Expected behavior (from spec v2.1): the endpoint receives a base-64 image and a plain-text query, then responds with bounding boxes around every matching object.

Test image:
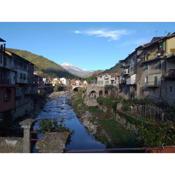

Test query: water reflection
[34,95,105,151]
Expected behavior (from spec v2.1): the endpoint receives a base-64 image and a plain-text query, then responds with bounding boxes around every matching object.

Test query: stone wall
[0,137,23,153]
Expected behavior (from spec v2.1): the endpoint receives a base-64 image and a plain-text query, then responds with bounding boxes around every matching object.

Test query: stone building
[4,50,36,119]
[97,73,119,87]
[0,37,40,121]
[119,33,175,105]
[0,38,16,113]
[138,34,175,105]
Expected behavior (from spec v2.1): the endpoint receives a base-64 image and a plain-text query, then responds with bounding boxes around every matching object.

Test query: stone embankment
[80,111,97,135]
[36,132,70,153]
[0,137,23,153]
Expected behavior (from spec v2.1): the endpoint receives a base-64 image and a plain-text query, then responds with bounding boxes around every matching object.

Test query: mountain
[103,62,122,74]
[61,63,93,78]
[8,48,76,78]
[90,70,104,77]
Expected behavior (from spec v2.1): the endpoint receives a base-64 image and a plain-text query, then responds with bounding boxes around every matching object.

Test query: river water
[34,93,105,151]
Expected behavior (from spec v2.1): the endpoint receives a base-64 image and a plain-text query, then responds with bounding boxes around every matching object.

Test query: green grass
[71,92,140,147]
[98,118,139,147]
[71,91,87,116]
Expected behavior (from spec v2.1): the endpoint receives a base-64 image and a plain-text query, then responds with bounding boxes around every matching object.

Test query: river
[34,92,105,152]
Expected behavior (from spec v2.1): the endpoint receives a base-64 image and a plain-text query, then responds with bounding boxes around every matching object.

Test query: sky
[0,22,175,71]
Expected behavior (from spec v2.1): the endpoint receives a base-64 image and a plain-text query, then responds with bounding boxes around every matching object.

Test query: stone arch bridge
[72,85,85,92]
[84,85,107,106]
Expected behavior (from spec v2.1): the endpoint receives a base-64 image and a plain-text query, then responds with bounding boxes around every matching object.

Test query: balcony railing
[164,69,175,79]
[122,69,129,75]
[144,81,160,88]
[0,78,11,85]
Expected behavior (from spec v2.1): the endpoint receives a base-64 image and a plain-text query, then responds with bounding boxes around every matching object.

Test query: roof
[5,50,34,65]
[142,32,175,49]
[0,37,6,42]
[150,37,163,43]
[121,33,175,64]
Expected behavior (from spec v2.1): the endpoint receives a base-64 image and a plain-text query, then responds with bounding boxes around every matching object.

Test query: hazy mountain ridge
[61,63,94,78]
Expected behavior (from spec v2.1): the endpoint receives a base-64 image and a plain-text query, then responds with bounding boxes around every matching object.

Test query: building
[60,77,67,85]
[33,73,53,94]
[5,50,36,119]
[138,33,175,105]
[0,38,16,113]
[97,73,119,87]
[119,46,143,99]
[51,78,61,87]
[0,37,40,121]
[119,33,175,105]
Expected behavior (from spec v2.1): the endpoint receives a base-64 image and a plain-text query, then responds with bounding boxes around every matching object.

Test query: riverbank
[71,90,140,148]
[34,90,105,151]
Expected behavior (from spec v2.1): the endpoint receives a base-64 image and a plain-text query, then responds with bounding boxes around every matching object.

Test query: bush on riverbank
[97,96,121,113]
[118,110,175,147]
[71,89,88,116]
[138,122,175,147]
[39,119,69,133]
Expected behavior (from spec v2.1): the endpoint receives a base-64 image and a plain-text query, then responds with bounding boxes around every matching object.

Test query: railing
[164,69,175,79]
[0,78,11,84]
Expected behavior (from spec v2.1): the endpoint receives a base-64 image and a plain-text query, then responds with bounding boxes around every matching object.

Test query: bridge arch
[89,90,97,99]
[99,90,103,97]
[73,87,81,92]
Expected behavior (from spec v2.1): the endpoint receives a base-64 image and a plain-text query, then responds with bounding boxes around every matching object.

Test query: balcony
[25,86,38,95]
[144,80,160,88]
[126,74,136,85]
[119,77,126,84]
[123,69,129,75]
[0,78,11,85]
[164,69,175,80]
[16,88,24,97]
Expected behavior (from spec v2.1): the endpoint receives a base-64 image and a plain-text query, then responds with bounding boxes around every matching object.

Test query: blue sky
[0,22,175,70]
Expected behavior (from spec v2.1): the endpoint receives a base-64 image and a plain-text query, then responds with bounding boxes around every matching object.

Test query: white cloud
[74,29,128,41]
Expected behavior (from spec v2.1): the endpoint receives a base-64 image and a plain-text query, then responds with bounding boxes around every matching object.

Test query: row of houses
[118,33,175,105]
[94,33,175,106]
[0,37,53,121]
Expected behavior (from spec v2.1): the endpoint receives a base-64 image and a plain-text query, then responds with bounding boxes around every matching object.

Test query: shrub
[39,119,69,133]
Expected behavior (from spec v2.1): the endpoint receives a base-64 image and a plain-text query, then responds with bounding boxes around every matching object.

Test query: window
[145,76,148,84]
[3,88,11,102]
[154,76,158,86]
[144,65,148,70]
[169,86,173,93]
[20,73,23,79]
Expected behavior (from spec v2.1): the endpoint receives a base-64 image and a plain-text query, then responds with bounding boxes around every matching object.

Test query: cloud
[74,29,128,41]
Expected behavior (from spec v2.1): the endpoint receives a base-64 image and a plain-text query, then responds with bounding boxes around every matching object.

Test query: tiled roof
[142,33,175,48]
[0,37,6,42]
[5,50,34,65]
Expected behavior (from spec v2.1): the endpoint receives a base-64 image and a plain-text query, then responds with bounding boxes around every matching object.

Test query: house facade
[119,33,175,105]
[0,38,16,113]
[97,73,119,87]
[0,37,43,120]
